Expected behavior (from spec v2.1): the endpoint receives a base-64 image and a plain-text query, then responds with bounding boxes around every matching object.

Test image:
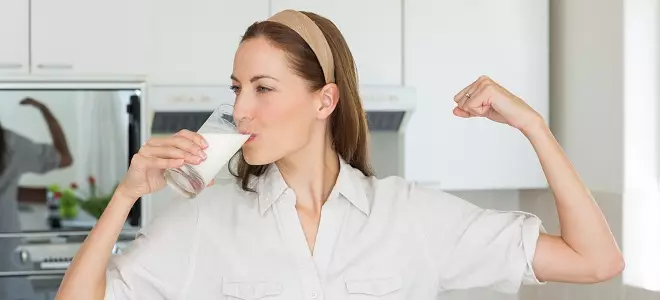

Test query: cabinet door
[147,0,269,85]
[30,0,149,76]
[405,0,549,190]
[0,0,29,75]
[270,0,402,85]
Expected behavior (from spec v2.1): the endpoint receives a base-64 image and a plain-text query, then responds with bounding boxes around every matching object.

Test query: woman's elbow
[59,155,73,168]
[592,254,625,282]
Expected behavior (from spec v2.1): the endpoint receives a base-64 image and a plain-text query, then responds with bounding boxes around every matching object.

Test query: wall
[546,0,625,195]
[519,0,660,299]
[622,0,660,292]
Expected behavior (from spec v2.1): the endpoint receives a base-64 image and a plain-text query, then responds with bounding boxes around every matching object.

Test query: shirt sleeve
[105,198,200,300]
[6,130,61,174]
[410,184,546,294]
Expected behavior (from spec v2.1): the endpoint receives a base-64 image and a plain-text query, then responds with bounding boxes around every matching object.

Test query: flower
[70,183,78,189]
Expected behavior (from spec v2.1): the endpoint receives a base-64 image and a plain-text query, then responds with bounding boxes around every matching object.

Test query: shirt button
[310,291,319,299]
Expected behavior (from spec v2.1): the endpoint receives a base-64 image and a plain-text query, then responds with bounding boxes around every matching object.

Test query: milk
[164,133,249,198]
[193,133,250,185]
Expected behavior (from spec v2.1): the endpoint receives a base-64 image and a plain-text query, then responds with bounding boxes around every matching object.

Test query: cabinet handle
[0,229,138,239]
[18,249,31,265]
[0,270,66,278]
[36,63,73,70]
[0,63,23,69]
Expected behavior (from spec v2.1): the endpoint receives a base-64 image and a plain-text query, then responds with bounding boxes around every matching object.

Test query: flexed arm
[20,98,73,167]
[453,75,624,283]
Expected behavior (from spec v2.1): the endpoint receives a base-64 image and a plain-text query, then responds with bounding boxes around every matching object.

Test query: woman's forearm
[522,121,624,278]
[55,192,137,300]
[38,105,73,167]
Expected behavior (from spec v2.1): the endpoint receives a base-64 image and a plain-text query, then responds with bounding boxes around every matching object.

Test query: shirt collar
[256,156,371,216]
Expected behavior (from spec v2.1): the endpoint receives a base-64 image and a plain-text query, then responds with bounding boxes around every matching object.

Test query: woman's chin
[242,151,276,166]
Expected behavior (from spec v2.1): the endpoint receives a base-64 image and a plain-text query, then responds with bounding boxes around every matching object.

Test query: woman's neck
[276,135,339,213]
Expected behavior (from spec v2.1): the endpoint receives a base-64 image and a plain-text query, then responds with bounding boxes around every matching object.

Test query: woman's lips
[240,131,256,143]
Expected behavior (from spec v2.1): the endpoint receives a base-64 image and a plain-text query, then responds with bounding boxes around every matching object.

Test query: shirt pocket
[221,278,283,300]
[344,274,403,299]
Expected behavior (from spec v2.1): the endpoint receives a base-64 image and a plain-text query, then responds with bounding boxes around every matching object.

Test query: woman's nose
[232,93,252,125]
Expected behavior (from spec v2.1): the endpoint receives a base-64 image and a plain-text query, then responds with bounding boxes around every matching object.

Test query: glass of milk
[163,105,250,198]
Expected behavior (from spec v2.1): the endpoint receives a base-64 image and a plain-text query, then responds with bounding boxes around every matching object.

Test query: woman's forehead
[233,37,291,82]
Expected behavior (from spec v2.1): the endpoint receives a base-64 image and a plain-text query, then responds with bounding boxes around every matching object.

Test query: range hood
[360,85,416,132]
[151,111,234,135]
[148,84,415,135]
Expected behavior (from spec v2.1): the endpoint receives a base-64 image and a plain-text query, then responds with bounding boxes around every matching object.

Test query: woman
[57,9,623,300]
[1,98,73,300]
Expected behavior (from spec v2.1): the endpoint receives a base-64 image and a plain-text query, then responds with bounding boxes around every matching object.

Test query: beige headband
[267,10,335,84]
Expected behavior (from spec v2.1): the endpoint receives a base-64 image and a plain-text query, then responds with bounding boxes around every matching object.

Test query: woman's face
[231,37,323,165]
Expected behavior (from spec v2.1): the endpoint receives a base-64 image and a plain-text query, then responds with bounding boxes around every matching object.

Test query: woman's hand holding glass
[115,130,208,202]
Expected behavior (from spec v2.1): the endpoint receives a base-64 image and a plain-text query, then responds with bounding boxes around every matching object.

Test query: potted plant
[59,183,79,219]
[71,176,117,219]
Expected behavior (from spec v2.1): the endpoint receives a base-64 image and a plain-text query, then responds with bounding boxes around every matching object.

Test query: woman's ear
[316,83,339,119]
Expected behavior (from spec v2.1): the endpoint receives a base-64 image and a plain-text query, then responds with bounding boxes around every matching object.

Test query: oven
[0,82,146,299]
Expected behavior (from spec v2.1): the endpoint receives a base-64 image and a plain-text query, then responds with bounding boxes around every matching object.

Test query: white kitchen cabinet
[270,0,402,85]
[404,0,550,190]
[30,0,149,76]
[148,0,269,84]
[0,0,29,75]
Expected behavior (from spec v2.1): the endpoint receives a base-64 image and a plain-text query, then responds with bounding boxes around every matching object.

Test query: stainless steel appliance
[0,82,147,299]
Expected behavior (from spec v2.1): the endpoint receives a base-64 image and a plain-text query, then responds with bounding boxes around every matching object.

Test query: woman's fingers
[141,144,186,159]
[131,130,209,173]
[148,156,185,169]
[454,76,483,108]
[453,106,471,118]
[141,145,204,165]
[147,135,206,159]
[131,153,183,171]
[175,129,208,149]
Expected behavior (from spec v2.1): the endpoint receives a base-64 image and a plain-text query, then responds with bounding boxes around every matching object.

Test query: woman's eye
[229,85,240,94]
[256,86,272,93]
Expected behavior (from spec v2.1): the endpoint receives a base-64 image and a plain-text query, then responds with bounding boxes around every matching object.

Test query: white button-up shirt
[106,158,544,300]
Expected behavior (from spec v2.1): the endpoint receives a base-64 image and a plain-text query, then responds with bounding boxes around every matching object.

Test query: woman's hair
[0,122,6,173]
[229,11,373,192]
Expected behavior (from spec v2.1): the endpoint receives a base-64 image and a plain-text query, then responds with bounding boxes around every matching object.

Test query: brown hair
[229,11,373,192]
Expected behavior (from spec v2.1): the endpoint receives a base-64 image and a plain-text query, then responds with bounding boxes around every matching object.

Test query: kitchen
[0,0,658,299]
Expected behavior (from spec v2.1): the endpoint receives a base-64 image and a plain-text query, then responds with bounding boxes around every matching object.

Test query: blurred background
[0,0,658,299]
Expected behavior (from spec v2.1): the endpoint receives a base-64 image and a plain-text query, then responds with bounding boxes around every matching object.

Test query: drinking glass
[164,105,249,198]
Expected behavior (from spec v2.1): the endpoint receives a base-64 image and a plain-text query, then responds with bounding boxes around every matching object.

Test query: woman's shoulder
[357,172,451,202]
[357,173,501,218]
